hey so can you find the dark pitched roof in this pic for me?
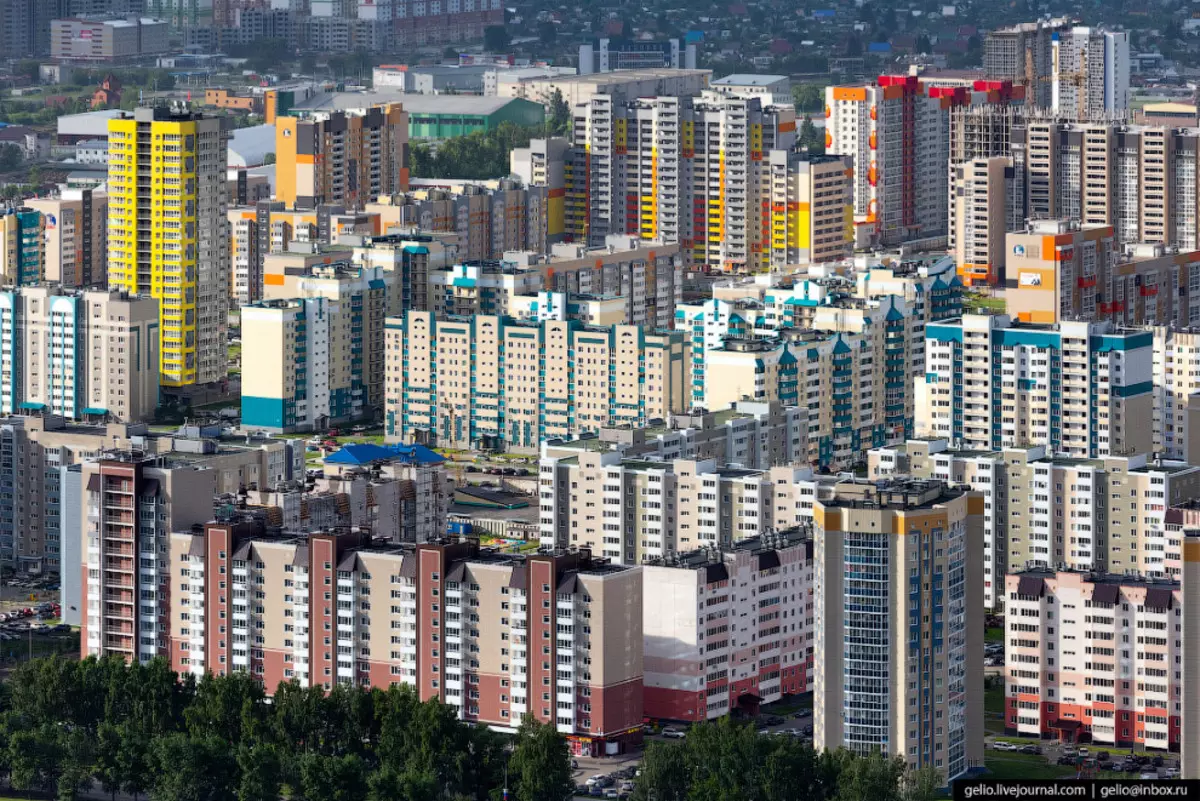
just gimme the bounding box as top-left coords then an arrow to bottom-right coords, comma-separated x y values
231,541 -> 253,561
1091,584 -> 1120,605
508,566 -> 528,590
757,550 -> 781,571
188,536 -> 206,558
398,554 -> 417,579
292,547 -> 310,568
446,561 -> 469,583
557,573 -> 580,595
703,563 -> 729,584
1016,575 -> 1044,597
1145,587 -> 1174,609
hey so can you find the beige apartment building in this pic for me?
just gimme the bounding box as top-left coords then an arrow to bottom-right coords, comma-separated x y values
1006,219 -> 1200,327
497,67 -> 711,107
27,189 -> 107,288
764,151 -> 854,270
1152,327 -> 1200,463
920,315 -> 1154,459
385,312 -> 689,453
538,450 -> 832,565
0,287 -> 159,423
642,527 -> 813,722
953,156 -> 1015,287
81,454 -> 217,664
813,479 -> 984,783
870,440 -> 1200,609
165,527 -> 644,755
1005,570 -> 1180,750
275,104 -> 409,210
542,400 -> 808,473
1011,119 -> 1200,252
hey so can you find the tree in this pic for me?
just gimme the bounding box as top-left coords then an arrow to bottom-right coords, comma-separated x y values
300,54 -> 318,76
792,84 -> 824,113
150,733 -> 238,801
916,34 -> 932,54
299,753 -> 368,801
836,751 -> 904,801
546,89 -> 571,137
264,152 -> 276,165
538,21 -> 557,45
0,144 -> 22,173
631,740 -> 691,801
799,117 -> 824,154
484,25 -> 510,53
902,767 -> 942,801
236,743 -> 282,801
508,718 -> 574,801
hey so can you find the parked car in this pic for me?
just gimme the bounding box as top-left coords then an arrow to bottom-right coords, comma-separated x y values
992,742 -> 1017,751
1057,755 -> 1076,766
1020,745 -> 1042,755
1095,751 -> 1111,764
661,727 -> 686,739
1164,768 -> 1180,779
1153,756 -> 1165,768
765,715 -> 785,726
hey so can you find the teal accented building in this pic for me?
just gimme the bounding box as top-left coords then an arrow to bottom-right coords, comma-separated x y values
0,207 -> 44,287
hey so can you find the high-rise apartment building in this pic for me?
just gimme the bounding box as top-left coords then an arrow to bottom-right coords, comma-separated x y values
27,189 -> 108,288
1006,220 -> 1200,327
764,151 -> 854,270
1152,327 -> 1200,464
1004,569 -> 1179,750
983,18 -> 1074,108
0,207 -> 45,286
385,312 -> 689,452
825,76 -> 949,247
1051,27 -> 1130,116
953,157 -> 1016,286
0,288 -> 160,422
919,314 -> 1153,458
694,299 -> 920,470
560,91 -> 844,272
107,106 -> 229,389
368,181 -> 563,261
275,104 -> 409,210
1010,120 -> 1200,252
537,453 -> 827,564
642,528 -> 813,722
813,479 -> 984,783
578,37 -> 697,74
0,415 -> 151,575
869,441 -> 1200,609
81,453 -> 217,664
242,261 -> 391,432
167,527 -> 644,755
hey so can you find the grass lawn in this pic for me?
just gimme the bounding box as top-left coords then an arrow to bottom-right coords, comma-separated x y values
964,293 -> 1006,314
984,683 -> 1006,735
985,627 -> 1004,643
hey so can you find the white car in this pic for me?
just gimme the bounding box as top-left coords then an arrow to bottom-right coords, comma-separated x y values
661,728 -> 686,739
992,742 -> 1017,751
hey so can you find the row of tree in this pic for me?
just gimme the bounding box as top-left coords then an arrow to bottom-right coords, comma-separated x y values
0,656 -> 573,801
632,717 -> 943,801
0,656 -> 949,801
408,111 -> 568,181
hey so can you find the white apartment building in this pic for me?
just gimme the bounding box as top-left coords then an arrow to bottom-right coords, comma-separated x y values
537,450 -> 832,564
0,287 -> 159,423
1004,570 -> 1179,750
825,76 -> 949,247
870,440 -> 1200,609
642,527 -> 813,722
919,315 -> 1154,459
1051,28 -> 1130,116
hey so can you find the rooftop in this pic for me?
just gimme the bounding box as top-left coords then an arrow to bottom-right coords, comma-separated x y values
511,67 -> 711,85
712,74 -> 788,86
291,91 -> 535,116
